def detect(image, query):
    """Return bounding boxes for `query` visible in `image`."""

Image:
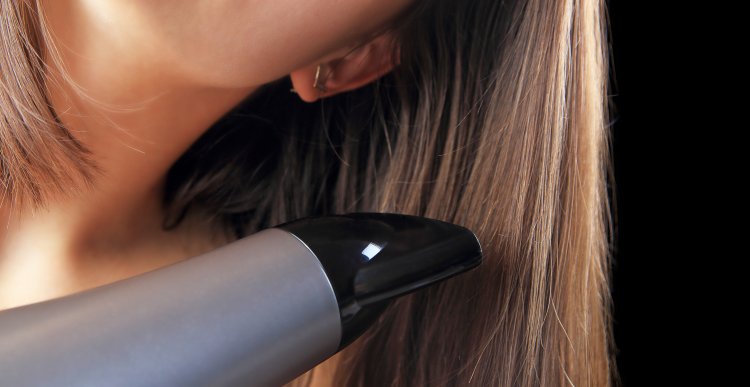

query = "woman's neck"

[0,0,258,310]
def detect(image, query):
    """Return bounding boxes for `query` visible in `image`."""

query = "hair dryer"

[0,212,482,386]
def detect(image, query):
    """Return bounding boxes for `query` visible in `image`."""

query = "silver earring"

[313,64,328,93]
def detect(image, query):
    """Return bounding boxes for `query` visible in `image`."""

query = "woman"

[0,0,615,385]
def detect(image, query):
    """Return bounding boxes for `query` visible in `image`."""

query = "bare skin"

[0,0,411,385]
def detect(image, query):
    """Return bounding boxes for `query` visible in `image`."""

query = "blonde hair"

[2,0,616,385]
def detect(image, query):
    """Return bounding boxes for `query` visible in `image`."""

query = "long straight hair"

[1,0,616,385]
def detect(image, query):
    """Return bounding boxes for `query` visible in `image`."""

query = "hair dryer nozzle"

[277,212,483,348]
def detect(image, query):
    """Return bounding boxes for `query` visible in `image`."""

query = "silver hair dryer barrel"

[0,212,482,386]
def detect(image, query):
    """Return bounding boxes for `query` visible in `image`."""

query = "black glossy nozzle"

[276,212,482,348]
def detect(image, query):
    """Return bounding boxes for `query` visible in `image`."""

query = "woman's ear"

[290,32,399,103]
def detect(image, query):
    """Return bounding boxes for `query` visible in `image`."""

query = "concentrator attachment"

[277,212,483,349]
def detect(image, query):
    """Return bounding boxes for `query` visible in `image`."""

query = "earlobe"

[289,32,399,103]
[289,64,326,103]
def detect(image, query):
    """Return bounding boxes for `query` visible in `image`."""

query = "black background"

[609,1,659,384]
[608,1,709,384]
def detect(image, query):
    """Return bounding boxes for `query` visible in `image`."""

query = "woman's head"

[0,0,419,210]
[2,0,616,385]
